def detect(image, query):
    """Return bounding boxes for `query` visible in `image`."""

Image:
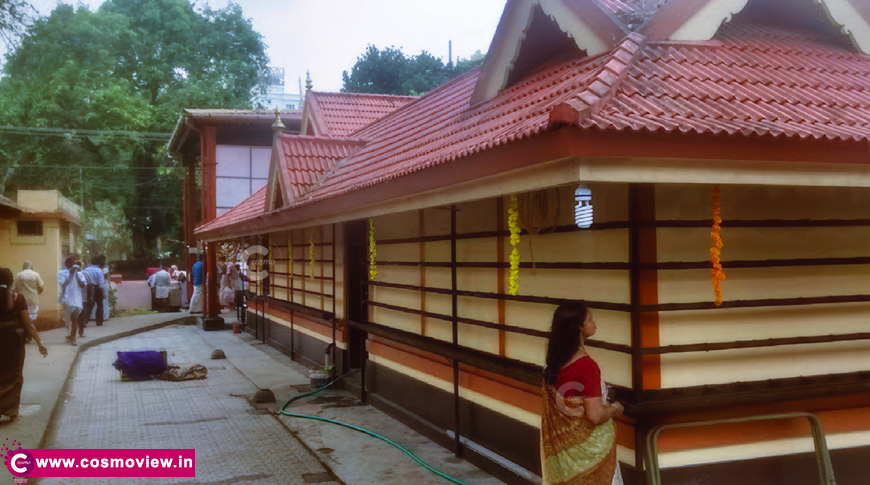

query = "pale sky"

[18,0,507,93]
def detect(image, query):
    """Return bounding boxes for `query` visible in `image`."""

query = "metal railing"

[643,412,836,485]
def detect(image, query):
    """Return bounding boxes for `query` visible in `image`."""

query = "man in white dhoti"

[58,257,86,346]
[189,255,204,314]
[13,261,44,324]
[148,266,172,307]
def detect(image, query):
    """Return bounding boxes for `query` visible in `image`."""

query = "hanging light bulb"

[574,186,593,228]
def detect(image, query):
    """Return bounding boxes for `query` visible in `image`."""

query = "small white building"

[256,67,303,111]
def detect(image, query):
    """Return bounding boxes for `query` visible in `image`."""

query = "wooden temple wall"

[650,184,870,472]
[247,223,347,368]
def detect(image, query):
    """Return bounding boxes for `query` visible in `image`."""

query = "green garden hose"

[277,370,471,485]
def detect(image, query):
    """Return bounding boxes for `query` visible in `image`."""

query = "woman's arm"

[583,397,624,426]
[19,309,47,357]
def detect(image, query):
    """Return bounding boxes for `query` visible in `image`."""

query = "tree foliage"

[342,46,484,96]
[80,200,133,262]
[0,0,269,260]
[0,0,33,47]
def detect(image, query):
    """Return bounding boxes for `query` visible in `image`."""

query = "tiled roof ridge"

[548,32,647,128]
[278,132,367,144]
[310,91,419,100]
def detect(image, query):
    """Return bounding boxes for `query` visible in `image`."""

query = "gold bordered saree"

[541,382,619,485]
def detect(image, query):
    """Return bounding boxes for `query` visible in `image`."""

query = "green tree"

[0,0,33,47]
[341,45,484,96]
[80,200,134,262]
[0,0,269,260]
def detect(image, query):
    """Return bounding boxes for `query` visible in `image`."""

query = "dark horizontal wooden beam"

[269,284,332,299]
[258,295,334,322]
[269,271,334,281]
[377,256,870,271]
[368,300,632,354]
[375,219,870,246]
[351,319,544,387]
[636,371,870,418]
[643,294,870,312]
[642,332,870,355]
[367,280,631,312]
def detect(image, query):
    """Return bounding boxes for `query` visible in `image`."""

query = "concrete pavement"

[1,312,196,452]
[4,314,503,484]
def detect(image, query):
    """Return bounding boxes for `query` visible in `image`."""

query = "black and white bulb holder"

[574,185,593,228]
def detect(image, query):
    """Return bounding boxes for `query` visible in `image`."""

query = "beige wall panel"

[334,223,345,319]
[457,198,497,233]
[657,226,870,262]
[504,301,631,345]
[513,230,629,263]
[457,238,498,263]
[378,242,419,262]
[458,323,500,354]
[426,318,453,342]
[425,266,452,290]
[505,300,558,332]
[659,265,870,303]
[656,184,870,221]
[457,295,499,326]
[423,207,451,237]
[511,268,630,304]
[372,305,423,334]
[661,340,870,387]
[378,265,420,286]
[586,348,632,388]
[457,268,498,293]
[372,286,421,314]
[373,211,419,240]
[659,303,870,345]
[505,332,548,365]
[425,292,453,319]
[424,241,451,263]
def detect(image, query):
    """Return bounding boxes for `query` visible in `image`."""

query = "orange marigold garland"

[710,186,725,306]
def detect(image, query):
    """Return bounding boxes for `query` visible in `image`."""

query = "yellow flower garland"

[711,186,725,306]
[310,234,315,278]
[508,195,520,296]
[268,236,273,297]
[368,218,377,281]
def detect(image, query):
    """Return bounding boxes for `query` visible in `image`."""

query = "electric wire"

[277,370,471,485]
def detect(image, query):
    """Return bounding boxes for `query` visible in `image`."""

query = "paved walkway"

[40,325,336,484]
[8,316,503,484]
[1,312,196,452]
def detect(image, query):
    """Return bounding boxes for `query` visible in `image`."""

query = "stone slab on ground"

[0,313,196,451]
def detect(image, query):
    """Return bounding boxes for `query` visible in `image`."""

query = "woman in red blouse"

[541,303,623,485]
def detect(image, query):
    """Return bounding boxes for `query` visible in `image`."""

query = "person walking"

[172,265,188,308]
[12,261,44,325]
[189,255,204,314]
[148,266,172,308]
[0,267,47,425]
[58,257,87,345]
[81,255,106,328]
[541,303,624,485]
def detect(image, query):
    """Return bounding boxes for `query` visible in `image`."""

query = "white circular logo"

[241,245,270,282]
[11,453,30,474]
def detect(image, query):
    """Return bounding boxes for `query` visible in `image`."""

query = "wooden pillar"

[200,126,217,224]
[450,204,462,458]
[629,183,660,474]
[203,240,222,330]
[184,163,197,299]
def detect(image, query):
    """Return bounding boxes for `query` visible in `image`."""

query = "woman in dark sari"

[541,303,624,485]
[0,267,47,424]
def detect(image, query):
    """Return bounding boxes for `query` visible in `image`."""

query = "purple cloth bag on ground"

[112,351,166,380]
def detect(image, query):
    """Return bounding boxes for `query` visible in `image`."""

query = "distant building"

[0,190,80,330]
[256,67,303,111]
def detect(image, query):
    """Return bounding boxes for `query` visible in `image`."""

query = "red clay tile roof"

[308,21,870,201]
[578,21,870,140]
[197,186,266,234]
[306,91,418,138]
[199,19,870,236]
[277,134,366,200]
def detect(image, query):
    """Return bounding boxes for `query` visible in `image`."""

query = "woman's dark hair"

[0,267,14,312]
[543,303,590,385]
